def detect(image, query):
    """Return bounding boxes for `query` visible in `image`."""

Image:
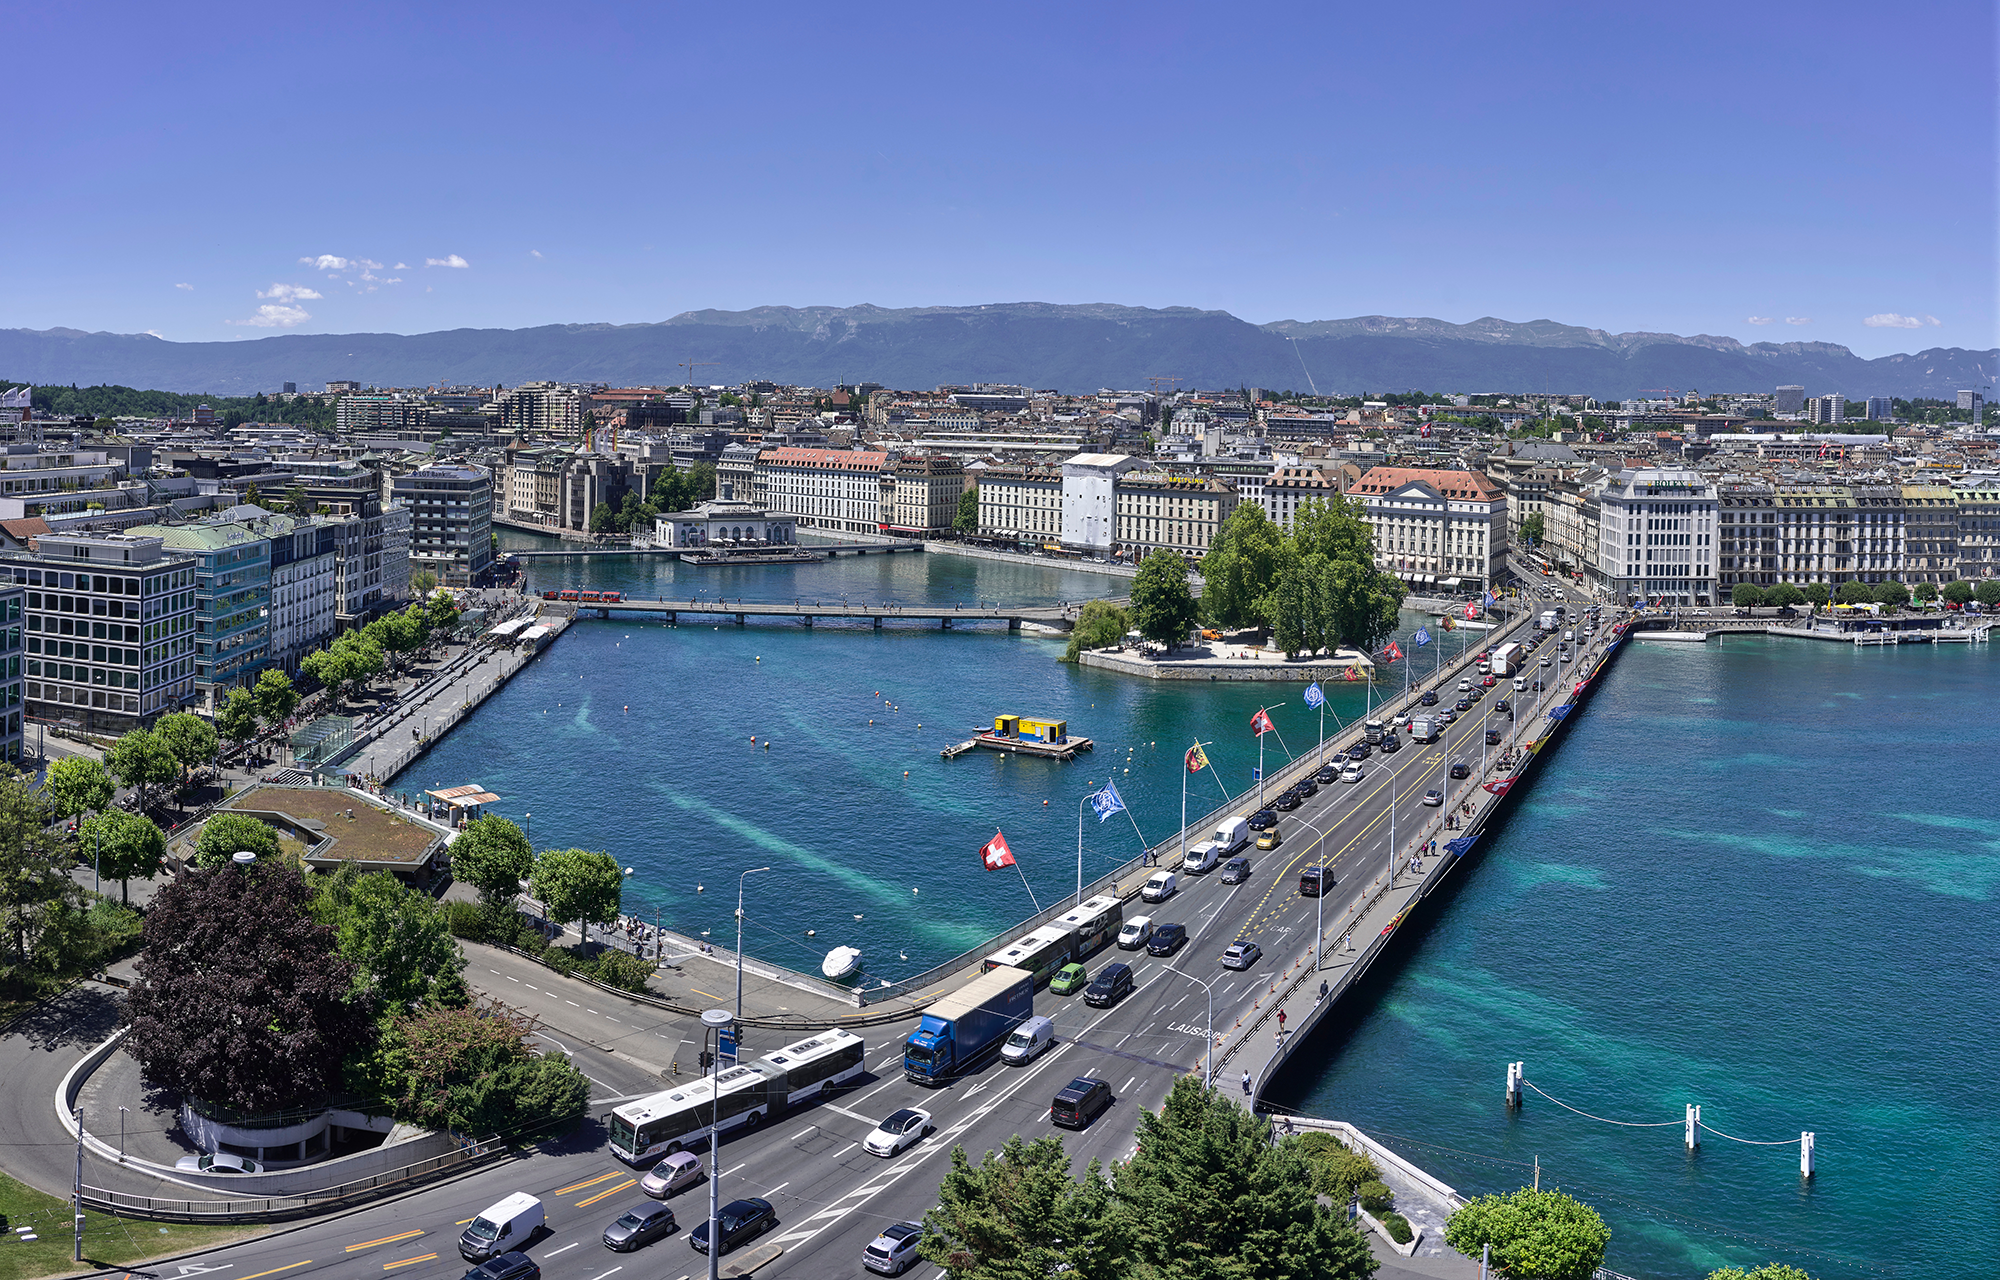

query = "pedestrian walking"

[1241,1070,1252,1095]
[1319,980,1329,1001]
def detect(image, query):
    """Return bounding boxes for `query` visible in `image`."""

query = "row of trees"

[0,767,144,1000]
[449,816,625,941]
[1731,578,2000,609]
[301,593,461,707]
[1199,499,1406,658]
[1,383,338,430]
[588,462,718,535]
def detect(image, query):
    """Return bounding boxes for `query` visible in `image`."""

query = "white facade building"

[1595,468,1718,606]
[259,513,339,669]
[755,447,889,534]
[1060,454,1143,554]
[1351,466,1508,594]
[650,500,797,548]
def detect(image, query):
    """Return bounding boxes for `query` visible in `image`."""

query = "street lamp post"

[1163,967,1218,1087]
[699,1007,732,1280]
[734,867,772,1050]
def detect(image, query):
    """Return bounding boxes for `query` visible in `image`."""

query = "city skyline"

[4,1,1993,358]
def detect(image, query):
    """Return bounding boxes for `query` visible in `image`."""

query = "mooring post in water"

[1685,1103,1700,1151]
[1801,1131,1815,1178]
[1505,1060,1522,1109]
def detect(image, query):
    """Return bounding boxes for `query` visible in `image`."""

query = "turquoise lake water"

[421,534,1995,1278]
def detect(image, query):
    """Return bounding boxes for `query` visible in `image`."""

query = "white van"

[1140,871,1178,903]
[1000,1015,1056,1064]
[460,1192,544,1261]
[1182,841,1222,874]
[1512,676,1528,692]
[1211,816,1250,855]
[1117,915,1155,949]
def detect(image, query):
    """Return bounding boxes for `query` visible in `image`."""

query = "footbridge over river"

[564,594,1106,631]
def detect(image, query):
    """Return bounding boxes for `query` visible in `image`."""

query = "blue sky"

[4,0,1993,357]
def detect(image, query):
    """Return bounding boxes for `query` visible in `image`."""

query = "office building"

[127,519,273,706]
[391,463,493,586]
[1774,386,1805,417]
[1959,391,1986,424]
[1595,468,1718,606]
[1865,397,1893,422]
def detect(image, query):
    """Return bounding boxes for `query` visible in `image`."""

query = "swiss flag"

[1250,708,1275,736]
[1385,642,1403,662]
[979,830,1016,870]
[1463,602,1479,620]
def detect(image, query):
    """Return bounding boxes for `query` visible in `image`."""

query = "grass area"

[0,1171,258,1280]
[223,788,437,868]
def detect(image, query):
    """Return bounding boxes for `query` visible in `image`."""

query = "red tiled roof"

[1352,466,1502,501]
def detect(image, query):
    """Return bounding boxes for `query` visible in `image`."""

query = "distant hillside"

[1,305,1992,400]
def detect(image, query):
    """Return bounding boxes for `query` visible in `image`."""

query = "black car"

[1315,763,1340,784]
[1247,809,1279,831]
[1494,698,1511,713]
[1221,856,1252,884]
[1418,690,1439,706]
[1299,865,1331,897]
[1379,733,1402,754]
[1146,923,1188,955]
[1532,679,1546,691]
[690,1197,776,1255]
[1273,789,1301,812]
[1294,776,1318,797]
[1348,740,1372,760]
[1052,1076,1113,1129]
[1084,962,1134,1008]
[1453,698,1472,712]
[1485,727,1503,745]
[603,1202,677,1252]
[463,1255,538,1280]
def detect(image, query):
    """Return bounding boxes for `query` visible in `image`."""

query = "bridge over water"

[563,594,1098,631]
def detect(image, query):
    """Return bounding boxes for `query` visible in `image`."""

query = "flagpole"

[1017,860,1042,914]
[1181,750,1189,866]
[1076,794,1086,909]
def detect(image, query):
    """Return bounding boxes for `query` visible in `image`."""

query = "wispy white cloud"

[174,282,194,292]
[385,277,402,284]
[231,303,313,328]
[300,254,352,271]
[530,249,543,259]
[1745,315,1771,325]
[393,262,407,270]
[1863,312,1940,329]
[1784,316,1812,325]
[425,254,470,268]
[258,282,323,302]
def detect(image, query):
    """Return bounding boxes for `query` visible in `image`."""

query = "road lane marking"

[568,1000,579,1006]
[788,1125,819,1140]
[507,975,519,981]
[382,1255,436,1271]
[545,1243,581,1257]
[576,1178,637,1207]
[456,1218,474,1225]
[1123,1076,1137,1092]
[833,1141,858,1158]
[239,1264,311,1280]
[767,1181,789,1195]
[553,1171,626,1195]
[690,989,724,1000]
[346,1229,425,1252]
[821,1103,877,1125]
[586,1270,622,1280]
[721,1161,746,1177]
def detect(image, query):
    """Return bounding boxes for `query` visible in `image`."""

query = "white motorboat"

[821,946,864,981]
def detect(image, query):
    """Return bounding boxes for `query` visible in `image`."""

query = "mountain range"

[3,304,1993,401]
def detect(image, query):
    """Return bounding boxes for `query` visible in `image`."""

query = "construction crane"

[1146,375,1183,398]
[678,361,720,391]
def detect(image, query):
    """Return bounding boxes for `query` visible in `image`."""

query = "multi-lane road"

[58,606,1583,1280]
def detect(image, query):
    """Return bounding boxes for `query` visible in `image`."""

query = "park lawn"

[0,1172,259,1280]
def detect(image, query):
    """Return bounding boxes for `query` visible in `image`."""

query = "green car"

[1049,963,1089,995]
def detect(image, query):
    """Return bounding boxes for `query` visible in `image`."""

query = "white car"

[1339,763,1364,784]
[175,1152,262,1174]
[864,1107,934,1157]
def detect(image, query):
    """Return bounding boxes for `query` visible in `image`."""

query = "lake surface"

[426,533,1994,1278]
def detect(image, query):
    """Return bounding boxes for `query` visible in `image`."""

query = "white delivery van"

[1000,1015,1056,1064]
[1211,817,1250,855]
[1117,915,1155,949]
[1140,871,1178,902]
[1182,841,1220,873]
[461,1192,544,1261]
[1513,676,1528,692]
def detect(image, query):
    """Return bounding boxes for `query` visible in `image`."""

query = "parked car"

[1220,939,1263,970]
[640,1150,703,1198]
[689,1197,775,1255]
[1221,856,1253,884]
[175,1152,262,1174]
[1049,962,1089,995]
[602,1202,677,1252]
[864,1108,935,1157]
[1146,923,1188,955]
[863,1222,926,1276]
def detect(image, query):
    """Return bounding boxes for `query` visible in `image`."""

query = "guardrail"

[80,1137,509,1222]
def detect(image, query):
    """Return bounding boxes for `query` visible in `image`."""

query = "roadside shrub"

[1358,1180,1395,1214]
[1379,1211,1413,1244]
[1291,1131,1382,1202]
[587,948,656,993]
[441,900,488,941]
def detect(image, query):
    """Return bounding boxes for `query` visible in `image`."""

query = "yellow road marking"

[384,1255,438,1271]
[346,1229,425,1252]
[575,1177,637,1208]
[690,988,723,1000]
[241,1263,315,1280]
[551,1170,627,1196]
[456,1218,474,1225]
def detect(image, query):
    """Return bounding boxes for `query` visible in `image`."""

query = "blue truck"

[904,967,1035,1086]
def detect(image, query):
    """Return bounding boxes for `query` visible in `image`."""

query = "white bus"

[760,1029,866,1107]
[981,924,1076,986]
[608,1063,780,1162]
[1053,895,1124,959]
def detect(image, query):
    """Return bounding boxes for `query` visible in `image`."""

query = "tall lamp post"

[734,866,772,1053]
[699,1007,732,1280]
[1163,967,1218,1087]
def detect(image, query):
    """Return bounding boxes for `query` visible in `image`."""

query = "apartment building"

[756,448,890,534]
[284,458,408,624]
[1112,473,1237,563]
[975,464,1064,545]
[881,455,965,536]
[129,519,273,705]
[1717,483,1779,593]
[260,512,340,669]
[1351,466,1508,594]
[1900,483,1957,585]
[1596,469,1718,606]
[491,382,589,437]
[392,463,494,586]
[1957,477,2000,581]
[1263,466,1343,531]
[335,394,430,435]
[1771,482,1860,589]
[11,530,201,734]
[0,583,20,763]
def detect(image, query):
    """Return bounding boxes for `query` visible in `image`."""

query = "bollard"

[1505,1061,1522,1108]
[1685,1104,1700,1151]
[1801,1131,1815,1178]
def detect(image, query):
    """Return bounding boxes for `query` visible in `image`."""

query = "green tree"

[254,668,299,729]
[213,686,261,749]
[1939,579,1974,605]
[1061,600,1132,662]
[1913,581,1938,603]
[1766,583,1807,607]
[1835,580,1874,605]
[529,847,623,944]
[312,866,468,1011]
[1732,583,1766,607]
[123,859,371,1115]
[42,755,113,823]
[589,502,617,534]
[193,811,281,870]
[1292,1131,1381,1202]
[1258,541,1313,657]
[362,997,588,1136]
[1976,580,2000,608]
[1316,554,1405,654]
[422,591,461,635]
[1520,512,1547,544]
[1800,582,1831,608]
[450,816,536,911]
[1131,551,1201,645]
[284,483,312,515]
[106,727,180,812]
[1290,495,1375,566]
[1201,505,1284,629]
[954,486,980,534]
[1443,1187,1610,1280]
[1704,1266,1817,1280]
[921,1135,1121,1280]
[0,769,86,981]
[78,810,167,905]
[154,711,218,788]
[1112,1076,1378,1280]
[411,569,440,596]
[242,481,264,510]
[1873,580,1910,607]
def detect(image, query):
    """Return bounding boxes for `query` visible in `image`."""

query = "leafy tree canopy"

[42,755,113,821]
[1801,582,1831,607]
[193,811,281,870]
[107,726,180,805]
[254,669,300,727]
[1704,1266,1817,1280]
[213,686,260,746]
[1062,600,1131,663]
[922,1135,1120,1280]
[1765,583,1807,607]
[450,816,535,909]
[1732,583,1765,607]
[1976,580,2000,607]
[79,810,166,904]
[154,711,218,779]
[1939,579,1974,604]
[1131,552,1200,645]
[529,847,623,938]
[0,768,87,977]
[312,866,467,1012]
[1443,1187,1611,1280]
[955,486,980,533]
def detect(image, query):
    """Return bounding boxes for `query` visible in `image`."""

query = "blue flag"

[1090,780,1127,823]
[1303,681,1325,709]
[1413,627,1432,647]
[1444,834,1477,857]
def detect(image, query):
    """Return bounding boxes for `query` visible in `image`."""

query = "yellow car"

[1256,828,1283,851]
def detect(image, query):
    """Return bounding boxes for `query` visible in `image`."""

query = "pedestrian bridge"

[565,595,1110,632]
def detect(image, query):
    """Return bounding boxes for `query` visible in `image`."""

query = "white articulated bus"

[607,1029,867,1162]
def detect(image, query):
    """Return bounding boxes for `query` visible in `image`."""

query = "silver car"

[862,1221,925,1275]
